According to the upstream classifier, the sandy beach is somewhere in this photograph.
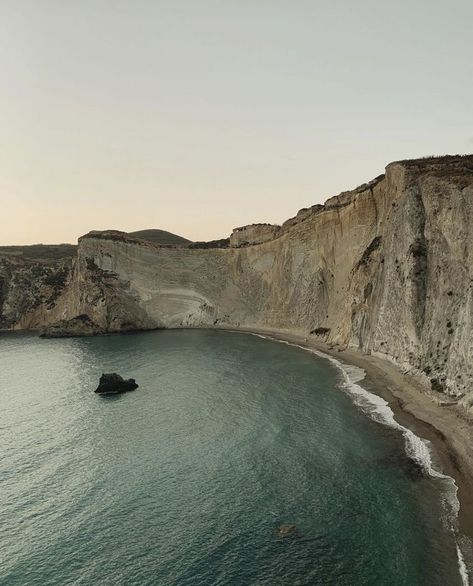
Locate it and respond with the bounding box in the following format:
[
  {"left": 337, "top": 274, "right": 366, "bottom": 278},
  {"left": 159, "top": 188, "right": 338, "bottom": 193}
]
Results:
[{"left": 226, "top": 325, "right": 473, "bottom": 576}]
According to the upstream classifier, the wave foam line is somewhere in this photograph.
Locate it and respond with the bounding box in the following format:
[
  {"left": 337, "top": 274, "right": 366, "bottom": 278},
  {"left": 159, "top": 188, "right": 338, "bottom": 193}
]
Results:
[{"left": 249, "top": 332, "right": 469, "bottom": 585}]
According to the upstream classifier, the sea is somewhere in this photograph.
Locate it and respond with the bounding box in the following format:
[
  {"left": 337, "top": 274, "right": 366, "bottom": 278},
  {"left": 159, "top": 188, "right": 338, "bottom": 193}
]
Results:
[{"left": 0, "top": 329, "right": 467, "bottom": 585}]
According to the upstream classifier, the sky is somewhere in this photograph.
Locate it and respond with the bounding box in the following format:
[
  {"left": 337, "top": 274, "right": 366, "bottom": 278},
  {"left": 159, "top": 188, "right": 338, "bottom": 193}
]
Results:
[{"left": 1, "top": 0, "right": 472, "bottom": 245}]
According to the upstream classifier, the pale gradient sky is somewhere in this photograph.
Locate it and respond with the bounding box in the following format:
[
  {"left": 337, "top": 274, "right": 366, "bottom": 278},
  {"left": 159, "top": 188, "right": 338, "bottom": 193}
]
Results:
[{"left": 1, "top": 0, "right": 472, "bottom": 244}]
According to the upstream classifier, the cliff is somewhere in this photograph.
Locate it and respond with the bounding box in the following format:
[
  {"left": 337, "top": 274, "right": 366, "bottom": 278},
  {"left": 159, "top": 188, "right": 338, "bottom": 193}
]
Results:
[
  {"left": 0, "top": 247, "right": 74, "bottom": 330},
  {"left": 2, "top": 155, "right": 473, "bottom": 410},
  {"left": 230, "top": 223, "right": 281, "bottom": 246}
]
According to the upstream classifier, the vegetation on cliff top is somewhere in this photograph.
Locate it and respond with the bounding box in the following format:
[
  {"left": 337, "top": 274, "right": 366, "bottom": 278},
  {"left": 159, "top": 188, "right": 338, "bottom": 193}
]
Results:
[
  {"left": 0, "top": 244, "right": 77, "bottom": 262},
  {"left": 127, "top": 229, "right": 191, "bottom": 245}
]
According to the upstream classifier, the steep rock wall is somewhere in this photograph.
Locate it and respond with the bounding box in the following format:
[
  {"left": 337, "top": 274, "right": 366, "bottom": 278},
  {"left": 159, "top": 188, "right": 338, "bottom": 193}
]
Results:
[{"left": 0, "top": 256, "right": 73, "bottom": 329}]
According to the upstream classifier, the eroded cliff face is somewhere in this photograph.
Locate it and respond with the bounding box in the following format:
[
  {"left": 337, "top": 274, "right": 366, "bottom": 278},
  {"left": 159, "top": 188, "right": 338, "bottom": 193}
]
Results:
[
  {"left": 0, "top": 255, "right": 73, "bottom": 330},
  {"left": 2, "top": 156, "right": 473, "bottom": 408}
]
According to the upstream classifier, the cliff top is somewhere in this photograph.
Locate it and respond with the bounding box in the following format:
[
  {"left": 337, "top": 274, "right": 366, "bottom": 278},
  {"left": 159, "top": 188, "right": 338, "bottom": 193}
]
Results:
[
  {"left": 389, "top": 153, "right": 473, "bottom": 167},
  {"left": 127, "top": 229, "right": 191, "bottom": 245},
  {"left": 79, "top": 154, "right": 473, "bottom": 250},
  {"left": 0, "top": 243, "right": 77, "bottom": 263},
  {"left": 79, "top": 229, "right": 191, "bottom": 248},
  {"left": 284, "top": 154, "right": 473, "bottom": 233}
]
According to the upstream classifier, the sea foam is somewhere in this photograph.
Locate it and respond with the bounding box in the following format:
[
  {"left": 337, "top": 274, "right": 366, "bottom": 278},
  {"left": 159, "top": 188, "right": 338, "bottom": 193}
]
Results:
[{"left": 249, "top": 332, "right": 469, "bottom": 585}]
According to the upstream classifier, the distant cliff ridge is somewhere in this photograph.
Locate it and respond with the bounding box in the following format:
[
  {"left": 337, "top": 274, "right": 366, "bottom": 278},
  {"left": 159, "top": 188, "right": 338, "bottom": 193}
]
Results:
[
  {"left": 2, "top": 155, "right": 473, "bottom": 410},
  {"left": 127, "top": 228, "right": 191, "bottom": 245}
]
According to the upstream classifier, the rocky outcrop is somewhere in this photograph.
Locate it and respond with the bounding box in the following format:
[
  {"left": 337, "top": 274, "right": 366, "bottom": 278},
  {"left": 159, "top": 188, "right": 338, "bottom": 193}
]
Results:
[
  {"left": 95, "top": 373, "right": 139, "bottom": 394},
  {"left": 230, "top": 224, "right": 281, "bottom": 247},
  {"left": 40, "top": 314, "right": 105, "bottom": 338},
  {"left": 2, "top": 155, "right": 473, "bottom": 411},
  {"left": 0, "top": 254, "right": 72, "bottom": 330}
]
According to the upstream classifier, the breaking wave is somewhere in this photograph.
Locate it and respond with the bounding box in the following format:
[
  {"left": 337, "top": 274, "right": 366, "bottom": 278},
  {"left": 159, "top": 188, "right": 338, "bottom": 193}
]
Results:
[{"left": 249, "top": 332, "right": 469, "bottom": 586}]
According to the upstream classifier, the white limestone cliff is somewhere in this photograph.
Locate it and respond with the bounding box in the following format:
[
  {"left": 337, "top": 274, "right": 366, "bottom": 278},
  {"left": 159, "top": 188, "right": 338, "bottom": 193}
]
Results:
[{"left": 2, "top": 155, "right": 473, "bottom": 408}]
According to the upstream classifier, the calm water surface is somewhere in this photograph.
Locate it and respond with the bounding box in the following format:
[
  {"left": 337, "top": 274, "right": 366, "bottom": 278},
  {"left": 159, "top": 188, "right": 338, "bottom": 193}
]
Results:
[{"left": 0, "top": 330, "right": 463, "bottom": 585}]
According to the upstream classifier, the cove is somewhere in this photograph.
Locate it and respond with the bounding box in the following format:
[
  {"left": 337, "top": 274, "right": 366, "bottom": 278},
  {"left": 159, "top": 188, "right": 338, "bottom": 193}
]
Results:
[{"left": 0, "top": 329, "right": 463, "bottom": 585}]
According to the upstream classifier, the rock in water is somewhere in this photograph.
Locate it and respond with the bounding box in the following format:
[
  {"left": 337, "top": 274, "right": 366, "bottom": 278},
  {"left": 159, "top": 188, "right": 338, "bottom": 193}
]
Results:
[
  {"left": 276, "top": 524, "right": 298, "bottom": 539},
  {"left": 95, "top": 373, "right": 139, "bottom": 395}
]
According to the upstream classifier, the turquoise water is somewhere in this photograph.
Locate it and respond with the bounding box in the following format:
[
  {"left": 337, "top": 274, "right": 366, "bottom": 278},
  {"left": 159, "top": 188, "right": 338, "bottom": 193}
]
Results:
[{"left": 0, "top": 329, "right": 463, "bottom": 585}]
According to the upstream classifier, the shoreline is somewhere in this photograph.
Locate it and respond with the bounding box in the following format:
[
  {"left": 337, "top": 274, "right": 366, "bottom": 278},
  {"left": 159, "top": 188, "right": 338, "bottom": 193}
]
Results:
[{"left": 222, "top": 325, "right": 473, "bottom": 578}]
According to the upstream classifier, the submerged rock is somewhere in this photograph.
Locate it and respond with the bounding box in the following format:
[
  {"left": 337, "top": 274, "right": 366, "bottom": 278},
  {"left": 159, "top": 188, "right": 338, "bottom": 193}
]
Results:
[
  {"left": 276, "top": 524, "right": 299, "bottom": 539},
  {"left": 378, "top": 451, "right": 425, "bottom": 481},
  {"left": 95, "top": 373, "right": 139, "bottom": 395}
]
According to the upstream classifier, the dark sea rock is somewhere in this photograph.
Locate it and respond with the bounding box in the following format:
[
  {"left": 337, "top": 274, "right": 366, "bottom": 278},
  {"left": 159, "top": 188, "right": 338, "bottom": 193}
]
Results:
[{"left": 95, "top": 373, "right": 139, "bottom": 395}]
